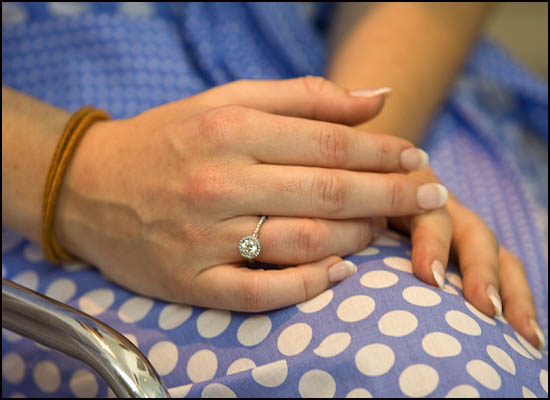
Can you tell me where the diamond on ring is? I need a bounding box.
[238,236,261,260]
[238,216,267,262]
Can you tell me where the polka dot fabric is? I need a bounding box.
[2,2,548,398]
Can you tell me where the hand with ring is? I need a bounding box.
[53,76,447,312]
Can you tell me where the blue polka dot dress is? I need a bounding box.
[2,2,548,397]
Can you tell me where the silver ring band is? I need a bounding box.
[238,216,268,262]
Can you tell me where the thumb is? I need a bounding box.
[197,75,390,126]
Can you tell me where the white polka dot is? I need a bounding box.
[446,272,463,289]
[299,369,336,398]
[2,229,22,252]
[227,358,256,375]
[158,303,192,330]
[355,343,395,376]
[118,296,154,323]
[445,310,481,336]
[3,329,22,343]
[346,388,373,398]
[466,360,501,390]
[2,352,25,384]
[45,278,77,303]
[422,332,462,357]
[237,315,272,346]
[23,243,44,263]
[399,364,439,397]
[541,369,548,393]
[252,359,288,387]
[79,289,115,316]
[514,331,542,359]
[297,289,333,313]
[374,235,400,246]
[314,332,351,358]
[402,286,441,306]
[360,270,398,289]
[48,2,91,15]
[197,309,231,338]
[187,349,217,383]
[278,323,312,356]
[443,285,459,295]
[62,261,90,271]
[8,393,26,398]
[337,295,375,322]
[522,385,537,398]
[383,257,412,273]
[148,341,178,376]
[487,345,515,375]
[33,361,61,393]
[168,384,192,398]
[445,384,480,398]
[354,246,380,256]
[202,383,236,398]
[504,334,533,359]
[378,310,418,337]
[465,301,496,325]
[70,369,98,398]
[12,271,39,291]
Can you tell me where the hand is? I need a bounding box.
[388,166,545,350]
[54,77,447,312]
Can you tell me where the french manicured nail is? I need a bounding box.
[401,148,429,171]
[417,183,448,210]
[529,319,546,350]
[487,284,502,317]
[349,87,392,98]
[431,260,445,289]
[329,260,358,283]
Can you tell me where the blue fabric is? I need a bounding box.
[2,2,548,398]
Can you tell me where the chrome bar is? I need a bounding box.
[2,279,170,398]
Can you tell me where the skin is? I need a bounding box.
[328,2,543,349]
[2,3,544,349]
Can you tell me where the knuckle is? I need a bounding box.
[182,165,235,206]
[240,275,270,312]
[318,128,349,166]
[386,176,405,213]
[300,75,329,97]
[199,105,247,147]
[313,172,350,216]
[377,140,393,167]
[292,219,326,260]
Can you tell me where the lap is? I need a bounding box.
[2,229,548,398]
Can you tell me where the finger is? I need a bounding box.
[214,215,386,265]
[233,164,448,218]
[237,108,428,172]
[409,207,453,289]
[499,248,545,350]
[198,76,389,125]
[453,210,502,318]
[188,256,358,312]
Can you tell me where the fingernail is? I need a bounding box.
[417,183,448,210]
[487,284,502,317]
[529,318,546,350]
[400,148,429,171]
[349,87,392,98]
[329,260,358,283]
[431,260,445,289]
